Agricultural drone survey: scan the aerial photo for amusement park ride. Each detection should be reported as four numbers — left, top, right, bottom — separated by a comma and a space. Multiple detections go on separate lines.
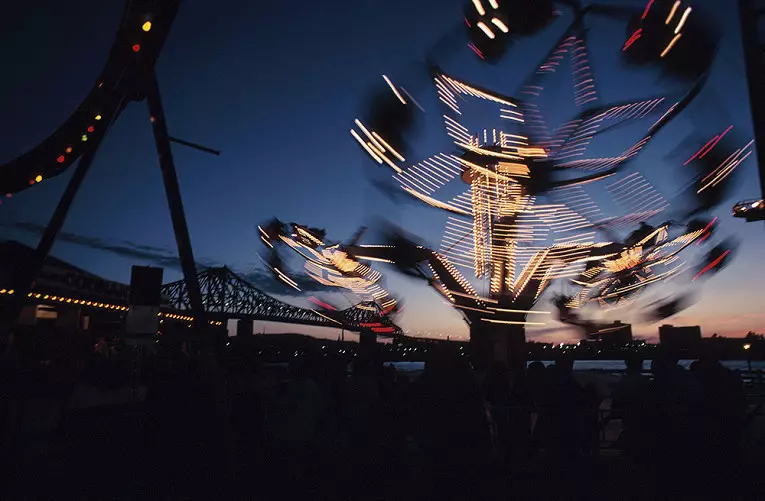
261, 0, 751, 369
0, 0, 214, 338
0, 0, 762, 368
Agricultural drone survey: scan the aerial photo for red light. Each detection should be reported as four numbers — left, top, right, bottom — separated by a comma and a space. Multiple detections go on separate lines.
696, 233, 711, 246
57, 156, 65, 163
641, 0, 655, 20
132, 44, 141, 52
29, 180, 35, 186
692, 250, 731, 281
87, 126, 95, 133
622, 29, 642, 52
701, 217, 718, 234
308, 296, 337, 311
468, 43, 485, 60
683, 126, 734, 166
372, 327, 395, 333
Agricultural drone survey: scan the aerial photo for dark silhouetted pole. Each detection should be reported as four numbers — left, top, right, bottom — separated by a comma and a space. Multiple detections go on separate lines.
0, 117, 112, 342
738, 0, 765, 206
169, 136, 221, 156
145, 72, 207, 330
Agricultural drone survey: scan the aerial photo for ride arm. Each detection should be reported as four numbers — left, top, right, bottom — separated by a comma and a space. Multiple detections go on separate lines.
349, 244, 483, 307
0, 0, 180, 195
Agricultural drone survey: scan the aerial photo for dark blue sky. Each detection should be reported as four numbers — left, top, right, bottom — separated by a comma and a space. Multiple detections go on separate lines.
1, 0, 764, 341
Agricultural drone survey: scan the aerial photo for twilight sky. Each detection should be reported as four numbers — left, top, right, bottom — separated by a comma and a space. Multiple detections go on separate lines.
1, 0, 764, 342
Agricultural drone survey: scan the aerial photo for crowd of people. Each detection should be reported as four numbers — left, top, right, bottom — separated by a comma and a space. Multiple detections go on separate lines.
0, 333, 760, 499
215, 343, 753, 499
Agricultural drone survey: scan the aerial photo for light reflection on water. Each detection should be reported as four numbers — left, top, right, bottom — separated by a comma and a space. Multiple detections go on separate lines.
384, 360, 765, 373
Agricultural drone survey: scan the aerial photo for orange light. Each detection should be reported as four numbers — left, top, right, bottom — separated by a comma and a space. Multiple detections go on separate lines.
65, 147, 72, 153
142, 21, 152, 32
57, 156, 65, 163
87, 126, 94, 133
132, 44, 141, 52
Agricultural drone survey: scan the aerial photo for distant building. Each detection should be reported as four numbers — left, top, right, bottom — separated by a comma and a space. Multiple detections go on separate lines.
591, 320, 633, 345
659, 324, 702, 350
0, 240, 130, 331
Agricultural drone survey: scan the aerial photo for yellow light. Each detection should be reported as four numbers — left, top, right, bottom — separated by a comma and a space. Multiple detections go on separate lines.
660, 33, 682, 58
142, 21, 152, 32
382, 75, 407, 105
491, 18, 509, 33
81, 134, 88, 142
472, 0, 486, 16
675, 7, 691, 34
477, 22, 495, 39
35, 175, 43, 183
666, 1, 680, 24
95, 114, 102, 121
744, 343, 751, 350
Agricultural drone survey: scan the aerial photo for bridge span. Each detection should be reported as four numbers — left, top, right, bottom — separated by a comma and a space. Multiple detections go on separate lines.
0, 241, 402, 336
161, 267, 402, 335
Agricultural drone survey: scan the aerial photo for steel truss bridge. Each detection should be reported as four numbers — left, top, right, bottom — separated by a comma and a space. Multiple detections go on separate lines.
161, 267, 403, 335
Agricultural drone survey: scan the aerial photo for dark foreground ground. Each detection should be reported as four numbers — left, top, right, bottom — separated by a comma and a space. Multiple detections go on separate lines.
5, 382, 765, 500
4, 340, 765, 500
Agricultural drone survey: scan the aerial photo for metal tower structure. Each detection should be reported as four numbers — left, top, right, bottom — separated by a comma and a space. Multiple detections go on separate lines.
738, 0, 765, 209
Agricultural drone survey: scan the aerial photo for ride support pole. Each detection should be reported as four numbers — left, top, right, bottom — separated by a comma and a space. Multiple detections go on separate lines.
144, 71, 207, 332
0, 124, 109, 344
738, 0, 765, 209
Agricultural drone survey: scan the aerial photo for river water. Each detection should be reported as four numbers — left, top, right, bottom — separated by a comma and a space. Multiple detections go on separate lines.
384, 359, 765, 373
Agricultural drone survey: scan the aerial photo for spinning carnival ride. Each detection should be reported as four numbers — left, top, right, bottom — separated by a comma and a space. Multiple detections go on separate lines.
261, 1, 749, 366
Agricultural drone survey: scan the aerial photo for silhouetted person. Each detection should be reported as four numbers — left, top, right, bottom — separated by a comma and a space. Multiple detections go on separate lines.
412, 345, 493, 500
526, 361, 546, 408
651, 349, 704, 495
693, 353, 746, 491
263, 357, 323, 499
143, 356, 228, 499
612, 355, 655, 462
483, 362, 513, 463
227, 355, 265, 486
